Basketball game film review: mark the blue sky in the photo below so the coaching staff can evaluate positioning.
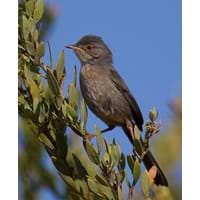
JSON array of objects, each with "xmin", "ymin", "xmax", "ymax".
[{"xmin": 42, "ymin": 0, "xmax": 181, "ymax": 198}]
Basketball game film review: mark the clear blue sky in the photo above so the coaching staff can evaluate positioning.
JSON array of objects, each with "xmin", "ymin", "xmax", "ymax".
[{"xmin": 42, "ymin": 0, "xmax": 181, "ymax": 198}]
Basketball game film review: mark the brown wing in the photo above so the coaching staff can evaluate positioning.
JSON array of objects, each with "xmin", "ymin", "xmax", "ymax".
[{"xmin": 109, "ymin": 67, "xmax": 144, "ymax": 131}]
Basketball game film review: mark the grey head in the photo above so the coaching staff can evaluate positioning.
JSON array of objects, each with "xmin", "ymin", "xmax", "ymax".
[{"xmin": 66, "ymin": 35, "xmax": 113, "ymax": 65}]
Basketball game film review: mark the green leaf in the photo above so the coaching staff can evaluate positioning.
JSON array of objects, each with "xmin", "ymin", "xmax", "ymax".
[
  {"xmin": 72, "ymin": 154, "xmax": 88, "ymax": 178},
  {"xmin": 60, "ymin": 175, "xmax": 79, "ymax": 192},
  {"xmin": 101, "ymin": 152, "xmax": 111, "ymax": 166},
  {"xmin": 38, "ymin": 133, "xmax": 55, "ymax": 151},
  {"xmin": 66, "ymin": 104, "xmax": 77, "ymax": 121},
  {"xmin": 33, "ymin": 97, "xmax": 39, "ymax": 113},
  {"xmin": 80, "ymin": 99, "xmax": 88, "ymax": 130},
  {"xmin": 35, "ymin": 41, "xmax": 45, "ymax": 58},
  {"xmin": 28, "ymin": 18, "xmax": 36, "ymax": 36},
  {"xmin": 141, "ymin": 170, "xmax": 151, "ymax": 198},
  {"xmin": 87, "ymin": 177, "xmax": 98, "ymax": 194},
  {"xmin": 38, "ymin": 102, "xmax": 49, "ymax": 123},
  {"xmin": 25, "ymin": 0, "xmax": 35, "ymax": 17},
  {"xmin": 22, "ymin": 15, "xmax": 29, "ymax": 41},
  {"xmin": 127, "ymin": 155, "xmax": 134, "ymax": 173},
  {"xmin": 95, "ymin": 174, "xmax": 109, "ymax": 186},
  {"xmin": 110, "ymin": 144, "xmax": 121, "ymax": 164},
  {"xmin": 33, "ymin": 0, "xmax": 44, "ymax": 23},
  {"xmin": 154, "ymin": 186, "xmax": 173, "ymax": 200},
  {"xmin": 29, "ymin": 79, "xmax": 40, "ymax": 99},
  {"xmin": 34, "ymin": 42, "xmax": 45, "ymax": 64},
  {"xmin": 26, "ymin": 41, "xmax": 35, "ymax": 55},
  {"xmin": 134, "ymin": 139, "xmax": 143, "ymax": 156},
  {"xmin": 52, "ymin": 158, "xmax": 72, "ymax": 175},
  {"xmin": 55, "ymin": 126, "xmax": 67, "ymax": 159},
  {"xmin": 77, "ymin": 180, "xmax": 89, "ymax": 199},
  {"xmin": 133, "ymin": 159, "xmax": 141, "ymax": 184},
  {"xmin": 134, "ymin": 126, "xmax": 141, "ymax": 140},
  {"xmin": 62, "ymin": 102, "xmax": 78, "ymax": 122},
  {"xmin": 119, "ymin": 153, "xmax": 126, "ymax": 170},
  {"xmin": 24, "ymin": 64, "xmax": 32, "ymax": 82},
  {"xmin": 55, "ymin": 50, "xmax": 65, "ymax": 84},
  {"xmin": 55, "ymin": 95, "xmax": 63, "ymax": 109},
  {"xmin": 46, "ymin": 68, "xmax": 60, "ymax": 96},
  {"xmin": 84, "ymin": 140, "xmax": 99, "ymax": 165},
  {"xmin": 95, "ymin": 125, "xmax": 103, "ymax": 154},
  {"xmin": 68, "ymin": 83, "xmax": 78, "ymax": 110},
  {"xmin": 116, "ymin": 170, "xmax": 125, "ymax": 183},
  {"xmin": 101, "ymin": 186, "xmax": 115, "ymax": 200},
  {"xmin": 33, "ymin": 29, "xmax": 39, "ymax": 42}
]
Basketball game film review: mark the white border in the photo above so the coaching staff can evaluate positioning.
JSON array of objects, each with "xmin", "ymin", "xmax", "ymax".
[
  {"xmin": 0, "ymin": 1, "xmax": 18, "ymax": 199},
  {"xmin": 183, "ymin": 0, "xmax": 200, "ymax": 199}
]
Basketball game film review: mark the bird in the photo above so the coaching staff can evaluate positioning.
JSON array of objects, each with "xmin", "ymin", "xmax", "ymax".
[{"xmin": 66, "ymin": 35, "xmax": 168, "ymax": 186}]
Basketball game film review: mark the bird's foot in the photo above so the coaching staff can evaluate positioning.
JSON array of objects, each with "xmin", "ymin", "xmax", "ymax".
[{"xmin": 84, "ymin": 132, "xmax": 96, "ymax": 141}]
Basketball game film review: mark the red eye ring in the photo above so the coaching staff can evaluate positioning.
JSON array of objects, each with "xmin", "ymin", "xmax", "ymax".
[{"xmin": 86, "ymin": 45, "xmax": 93, "ymax": 50}]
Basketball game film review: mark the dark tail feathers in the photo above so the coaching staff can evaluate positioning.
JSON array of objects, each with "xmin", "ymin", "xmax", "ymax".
[
  {"xmin": 122, "ymin": 125, "xmax": 168, "ymax": 186},
  {"xmin": 143, "ymin": 150, "xmax": 168, "ymax": 186}
]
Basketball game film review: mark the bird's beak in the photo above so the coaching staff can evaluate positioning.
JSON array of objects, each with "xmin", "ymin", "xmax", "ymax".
[{"xmin": 65, "ymin": 45, "xmax": 81, "ymax": 51}]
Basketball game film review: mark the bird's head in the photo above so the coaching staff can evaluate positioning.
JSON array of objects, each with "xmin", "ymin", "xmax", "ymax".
[{"xmin": 66, "ymin": 35, "xmax": 113, "ymax": 65}]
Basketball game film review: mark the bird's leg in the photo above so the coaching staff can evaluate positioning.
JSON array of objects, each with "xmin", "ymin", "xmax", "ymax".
[
  {"xmin": 101, "ymin": 125, "xmax": 115, "ymax": 133},
  {"xmin": 125, "ymin": 119, "xmax": 135, "ymax": 141},
  {"xmin": 84, "ymin": 126, "xmax": 115, "ymax": 141},
  {"xmin": 84, "ymin": 132, "xmax": 96, "ymax": 141}
]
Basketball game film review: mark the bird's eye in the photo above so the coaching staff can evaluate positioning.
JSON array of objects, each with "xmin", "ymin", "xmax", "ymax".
[{"xmin": 86, "ymin": 45, "xmax": 93, "ymax": 50}]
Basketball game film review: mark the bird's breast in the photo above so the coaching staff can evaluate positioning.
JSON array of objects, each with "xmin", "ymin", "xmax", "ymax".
[{"xmin": 79, "ymin": 64, "xmax": 132, "ymax": 126}]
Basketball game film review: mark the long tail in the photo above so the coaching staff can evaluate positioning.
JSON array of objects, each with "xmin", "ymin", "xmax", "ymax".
[{"xmin": 122, "ymin": 125, "xmax": 168, "ymax": 186}]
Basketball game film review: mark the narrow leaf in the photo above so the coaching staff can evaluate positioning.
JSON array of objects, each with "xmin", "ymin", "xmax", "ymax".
[
  {"xmin": 84, "ymin": 140, "xmax": 99, "ymax": 165},
  {"xmin": 46, "ymin": 68, "xmax": 60, "ymax": 96},
  {"xmin": 33, "ymin": 0, "xmax": 44, "ymax": 23},
  {"xmin": 119, "ymin": 153, "xmax": 126, "ymax": 170},
  {"xmin": 26, "ymin": 41, "xmax": 35, "ymax": 55},
  {"xmin": 72, "ymin": 154, "xmax": 88, "ymax": 178},
  {"xmin": 134, "ymin": 126, "xmax": 141, "ymax": 140},
  {"xmin": 95, "ymin": 125, "xmax": 103, "ymax": 153},
  {"xmin": 134, "ymin": 139, "xmax": 143, "ymax": 156},
  {"xmin": 55, "ymin": 125, "xmax": 67, "ymax": 159},
  {"xmin": 35, "ymin": 41, "xmax": 45, "ymax": 58},
  {"xmin": 60, "ymin": 175, "xmax": 79, "ymax": 192},
  {"xmin": 38, "ymin": 133, "xmax": 55, "ymax": 151},
  {"xmin": 68, "ymin": 83, "xmax": 78, "ymax": 110},
  {"xmin": 29, "ymin": 79, "xmax": 40, "ymax": 99},
  {"xmin": 62, "ymin": 102, "xmax": 77, "ymax": 122},
  {"xmin": 111, "ymin": 144, "xmax": 121, "ymax": 164},
  {"xmin": 33, "ymin": 29, "xmax": 39, "ymax": 42},
  {"xmin": 25, "ymin": 0, "xmax": 35, "ymax": 17},
  {"xmin": 55, "ymin": 50, "xmax": 65, "ymax": 85},
  {"xmin": 133, "ymin": 159, "xmax": 141, "ymax": 184},
  {"xmin": 127, "ymin": 155, "xmax": 134, "ymax": 174},
  {"xmin": 95, "ymin": 174, "xmax": 109, "ymax": 186},
  {"xmin": 87, "ymin": 177, "xmax": 98, "ymax": 194},
  {"xmin": 141, "ymin": 170, "xmax": 151, "ymax": 198},
  {"xmin": 33, "ymin": 98, "xmax": 39, "ymax": 113},
  {"xmin": 22, "ymin": 15, "xmax": 29, "ymax": 41},
  {"xmin": 80, "ymin": 99, "xmax": 88, "ymax": 130}
]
